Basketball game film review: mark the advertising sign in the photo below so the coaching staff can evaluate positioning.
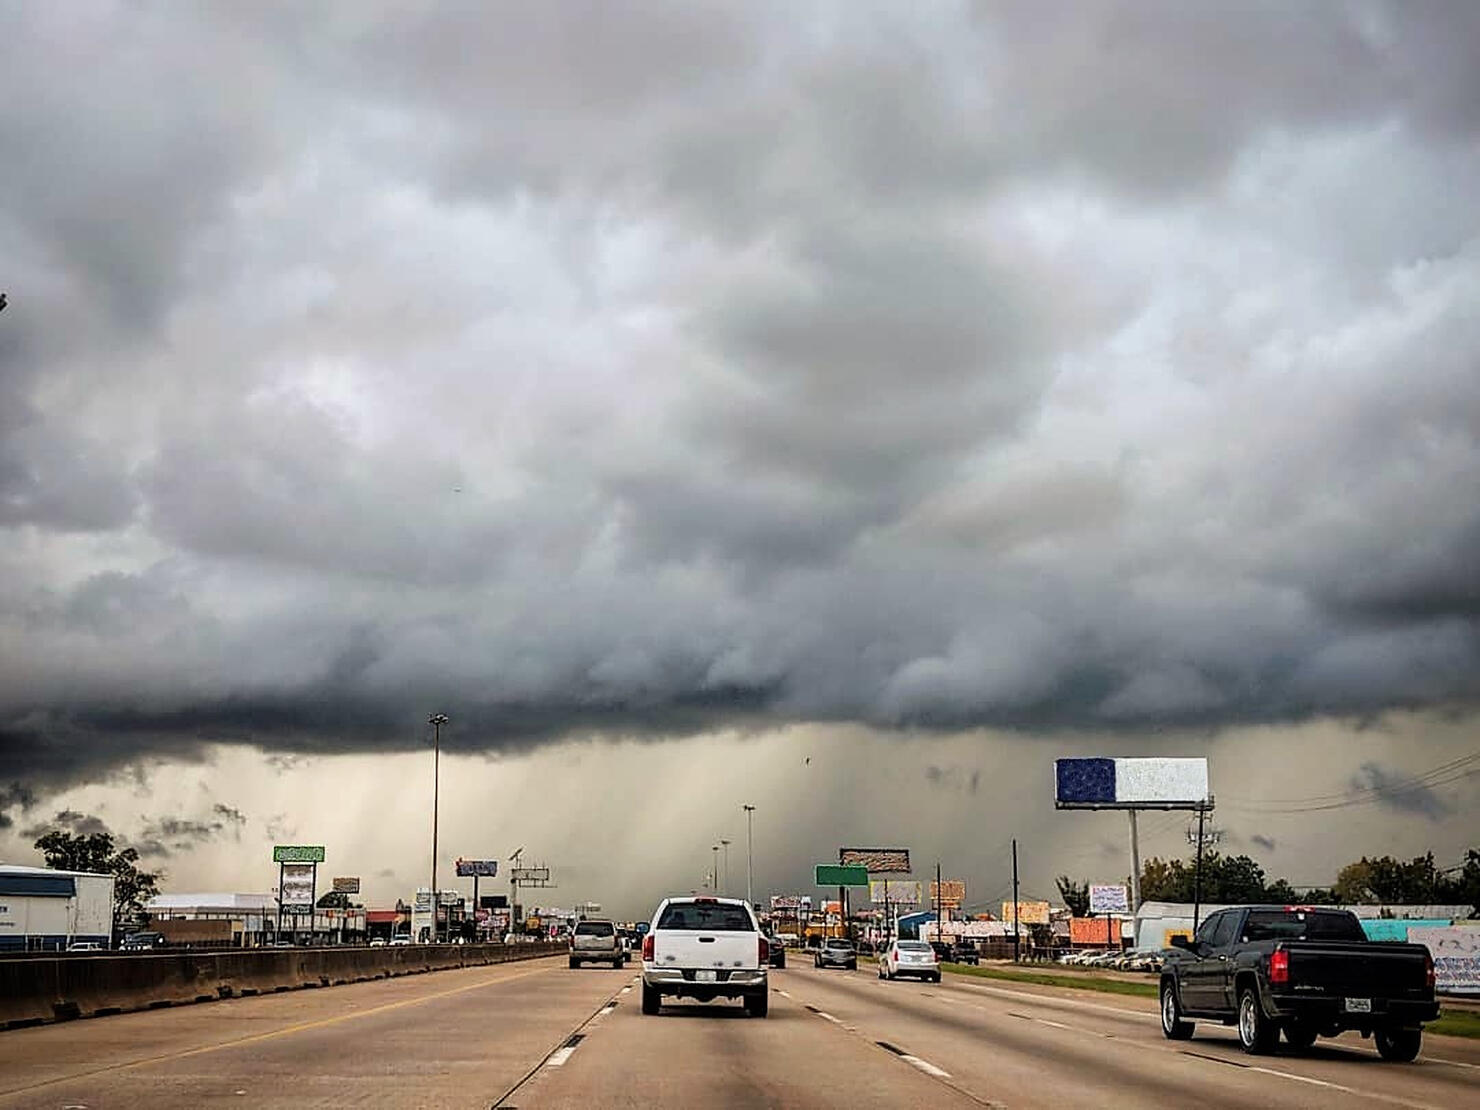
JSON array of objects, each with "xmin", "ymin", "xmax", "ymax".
[
  {"xmin": 1408, "ymin": 927, "xmax": 1480, "ymax": 995},
  {"xmin": 479, "ymin": 894, "xmax": 510, "ymax": 910},
  {"xmin": 930, "ymin": 880, "xmax": 966, "ymax": 907},
  {"xmin": 1001, "ymin": 900, "xmax": 1051, "ymax": 926},
  {"xmin": 332, "ymin": 876, "xmax": 360, "ymax": 895},
  {"xmin": 1089, "ymin": 884, "xmax": 1129, "ymax": 914},
  {"xmin": 1070, "ymin": 917, "xmax": 1121, "ymax": 945},
  {"xmin": 280, "ymin": 863, "xmax": 316, "ymax": 909},
  {"xmin": 273, "ymin": 845, "xmax": 326, "ymax": 863},
  {"xmin": 815, "ymin": 864, "xmax": 870, "ymax": 887},
  {"xmin": 840, "ymin": 848, "xmax": 911, "ymax": 873},
  {"xmin": 455, "ymin": 859, "xmax": 499, "ymax": 878},
  {"xmin": 771, "ymin": 895, "xmax": 800, "ymax": 910},
  {"xmin": 870, "ymin": 880, "xmax": 921, "ymax": 905},
  {"xmin": 1054, "ymin": 758, "xmax": 1209, "ymax": 810}
]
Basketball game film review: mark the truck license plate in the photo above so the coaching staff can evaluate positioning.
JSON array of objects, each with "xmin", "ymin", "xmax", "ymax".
[
  {"xmin": 1344, "ymin": 997, "xmax": 1372, "ymax": 1013},
  {"xmin": 696, "ymin": 969, "xmax": 717, "ymax": 982}
]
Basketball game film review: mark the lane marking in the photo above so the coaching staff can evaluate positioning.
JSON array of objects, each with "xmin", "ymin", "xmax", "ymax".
[
  {"xmin": 0, "ymin": 959, "xmax": 566, "ymax": 1099},
  {"xmin": 598, "ymin": 1003, "xmax": 617, "ymax": 1016},
  {"xmin": 543, "ymin": 1035, "xmax": 584, "ymax": 1069},
  {"xmin": 903, "ymin": 1054, "xmax": 952, "ymax": 1079}
]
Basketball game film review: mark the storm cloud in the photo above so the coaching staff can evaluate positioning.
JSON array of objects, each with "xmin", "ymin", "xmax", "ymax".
[{"xmin": 3, "ymin": 2, "xmax": 1480, "ymax": 794}]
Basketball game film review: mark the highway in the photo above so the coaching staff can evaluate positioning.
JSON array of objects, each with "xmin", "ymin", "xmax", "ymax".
[{"xmin": 1, "ymin": 955, "xmax": 1476, "ymax": 1108}]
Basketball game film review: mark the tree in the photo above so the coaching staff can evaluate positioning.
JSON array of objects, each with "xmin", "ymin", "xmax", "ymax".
[
  {"xmin": 316, "ymin": 891, "xmax": 351, "ymax": 909},
  {"xmin": 34, "ymin": 830, "xmax": 161, "ymax": 930},
  {"xmin": 1055, "ymin": 876, "xmax": 1091, "ymax": 916}
]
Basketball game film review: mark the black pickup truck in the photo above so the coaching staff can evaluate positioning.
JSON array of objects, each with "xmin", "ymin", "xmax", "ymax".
[{"xmin": 1159, "ymin": 905, "xmax": 1438, "ymax": 1060}]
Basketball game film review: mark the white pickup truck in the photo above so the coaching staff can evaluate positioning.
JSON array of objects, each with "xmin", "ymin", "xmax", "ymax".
[{"xmin": 641, "ymin": 896, "xmax": 769, "ymax": 1017}]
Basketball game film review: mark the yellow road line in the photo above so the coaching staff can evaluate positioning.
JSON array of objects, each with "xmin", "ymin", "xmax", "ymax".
[{"xmin": 0, "ymin": 957, "xmax": 562, "ymax": 1099}]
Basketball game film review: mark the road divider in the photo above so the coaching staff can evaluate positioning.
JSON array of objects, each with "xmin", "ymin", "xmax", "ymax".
[{"xmin": 0, "ymin": 942, "xmax": 565, "ymax": 1031}]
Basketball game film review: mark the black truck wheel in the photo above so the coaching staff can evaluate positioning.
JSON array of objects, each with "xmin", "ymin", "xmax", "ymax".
[
  {"xmin": 641, "ymin": 983, "xmax": 661, "ymax": 1015},
  {"xmin": 1283, "ymin": 1020, "xmax": 1319, "ymax": 1051},
  {"xmin": 1237, "ymin": 987, "xmax": 1279, "ymax": 1055},
  {"xmin": 1160, "ymin": 981, "xmax": 1195, "ymax": 1040},
  {"xmin": 1375, "ymin": 1028, "xmax": 1421, "ymax": 1062},
  {"xmin": 745, "ymin": 991, "xmax": 769, "ymax": 1017}
]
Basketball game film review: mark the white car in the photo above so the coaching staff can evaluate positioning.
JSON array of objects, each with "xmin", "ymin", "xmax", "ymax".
[
  {"xmin": 369, "ymin": 937, "xmax": 387, "ymax": 947},
  {"xmin": 67, "ymin": 941, "xmax": 104, "ymax": 952},
  {"xmin": 641, "ymin": 896, "xmax": 769, "ymax": 1017},
  {"xmin": 389, "ymin": 935, "xmax": 412, "ymax": 946},
  {"xmin": 878, "ymin": 939, "xmax": 941, "ymax": 982}
]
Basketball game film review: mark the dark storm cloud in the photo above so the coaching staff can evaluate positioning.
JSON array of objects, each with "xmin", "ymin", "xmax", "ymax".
[
  {"xmin": 3, "ymin": 2, "xmax": 1480, "ymax": 793},
  {"xmin": 20, "ymin": 809, "xmax": 114, "ymax": 839},
  {"xmin": 0, "ymin": 783, "xmax": 37, "ymax": 829},
  {"xmin": 1349, "ymin": 761, "xmax": 1453, "ymax": 821}
]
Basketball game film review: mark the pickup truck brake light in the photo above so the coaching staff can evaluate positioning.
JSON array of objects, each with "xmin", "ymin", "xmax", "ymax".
[
  {"xmin": 758, "ymin": 936, "xmax": 768, "ymax": 964},
  {"xmin": 641, "ymin": 934, "xmax": 654, "ymax": 961},
  {"xmin": 1425, "ymin": 951, "xmax": 1435, "ymax": 991},
  {"xmin": 1269, "ymin": 947, "xmax": 1290, "ymax": 985}
]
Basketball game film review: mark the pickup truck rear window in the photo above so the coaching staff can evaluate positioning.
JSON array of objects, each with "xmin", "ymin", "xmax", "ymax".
[
  {"xmin": 1243, "ymin": 910, "xmax": 1365, "ymax": 942},
  {"xmin": 574, "ymin": 921, "xmax": 615, "ymax": 936},
  {"xmin": 657, "ymin": 903, "xmax": 755, "ymax": 931}
]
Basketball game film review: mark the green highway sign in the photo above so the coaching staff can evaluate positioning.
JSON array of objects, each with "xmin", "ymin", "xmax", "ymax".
[
  {"xmin": 815, "ymin": 864, "xmax": 870, "ymax": 887},
  {"xmin": 273, "ymin": 845, "xmax": 326, "ymax": 863}
]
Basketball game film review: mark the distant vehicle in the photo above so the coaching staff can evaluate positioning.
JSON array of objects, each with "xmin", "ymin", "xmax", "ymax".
[
  {"xmin": 814, "ymin": 937, "xmax": 857, "ymax": 970},
  {"xmin": 66, "ymin": 941, "xmax": 104, "ymax": 952},
  {"xmin": 1160, "ymin": 905, "xmax": 1438, "ymax": 1059},
  {"xmin": 389, "ymin": 935, "xmax": 412, "ymax": 946},
  {"xmin": 119, "ymin": 931, "xmax": 167, "ymax": 952},
  {"xmin": 569, "ymin": 918, "xmax": 625, "ymax": 968},
  {"xmin": 369, "ymin": 937, "xmax": 387, "ymax": 947},
  {"xmin": 776, "ymin": 932, "xmax": 800, "ymax": 949},
  {"xmin": 641, "ymin": 896, "xmax": 769, "ymax": 1017},
  {"xmin": 929, "ymin": 940, "xmax": 978, "ymax": 966},
  {"xmin": 765, "ymin": 935, "xmax": 787, "ymax": 968},
  {"xmin": 878, "ymin": 938, "xmax": 940, "ymax": 982}
]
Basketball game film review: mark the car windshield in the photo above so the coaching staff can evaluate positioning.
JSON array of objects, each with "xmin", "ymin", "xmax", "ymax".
[
  {"xmin": 574, "ymin": 921, "xmax": 614, "ymax": 936},
  {"xmin": 657, "ymin": 902, "xmax": 754, "ymax": 931},
  {"xmin": 1242, "ymin": 911, "xmax": 1366, "ymax": 942}
]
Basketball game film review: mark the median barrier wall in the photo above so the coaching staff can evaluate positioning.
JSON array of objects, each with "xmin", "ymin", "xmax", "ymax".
[{"xmin": 0, "ymin": 942, "xmax": 565, "ymax": 1030}]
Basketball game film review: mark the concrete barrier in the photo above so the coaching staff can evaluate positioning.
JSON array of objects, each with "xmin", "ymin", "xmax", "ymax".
[{"xmin": 0, "ymin": 942, "xmax": 564, "ymax": 1030}]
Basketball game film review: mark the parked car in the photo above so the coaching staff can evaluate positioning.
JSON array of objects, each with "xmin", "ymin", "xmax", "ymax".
[
  {"xmin": 66, "ymin": 941, "xmax": 104, "ymax": 952},
  {"xmin": 878, "ymin": 938, "xmax": 940, "ymax": 982},
  {"xmin": 814, "ymin": 937, "xmax": 857, "ymax": 970},
  {"xmin": 119, "ymin": 931, "xmax": 167, "ymax": 952},
  {"xmin": 1160, "ymin": 905, "xmax": 1438, "ymax": 1059},
  {"xmin": 765, "ymin": 935, "xmax": 787, "ymax": 968},
  {"xmin": 641, "ymin": 896, "xmax": 769, "ymax": 1017},
  {"xmin": 569, "ymin": 918, "xmax": 625, "ymax": 969},
  {"xmin": 368, "ymin": 937, "xmax": 387, "ymax": 947},
  {"xmin": 389, "ymin": 935, "xmax": 412, "ymax": 946}
]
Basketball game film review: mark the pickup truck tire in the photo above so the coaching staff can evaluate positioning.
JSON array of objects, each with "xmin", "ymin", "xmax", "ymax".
[
  {"xmin": 1237, "ymin": 987, "xmax": 1279, "ymax": 1055},
  {"xmin": 1375, "ymin": 1028, "xmax": 1421, "ymax": 1062},
  {"xmin": 641, "ymin": 983, "xmax": 661, "ymax": 1015},
  {"xmin": 1283, "ymin": 1020, "xmax": 1319, "ymax": 1051},
  {"xmin": 1160, "ymin": 981, "xmax": 1195, "ymax": 1040},
  {"xmin": 744, "ymin": 991, "xmax": 769, "ymax": 1018},
  {"xmin": 568, "ymin": 957, "xmax": 579, "ymax": 969}
]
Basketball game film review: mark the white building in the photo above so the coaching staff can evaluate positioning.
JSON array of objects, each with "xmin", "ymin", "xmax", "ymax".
[
  {"xmin": 0, "ymin": 863, "xmax": 115, "ymax": 952},
  {"xmin": 146, "ymin": 892, "xmax": 367, "ymax": 946}
]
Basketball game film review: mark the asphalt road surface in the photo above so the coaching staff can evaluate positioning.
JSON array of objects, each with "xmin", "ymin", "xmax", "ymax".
[{"xmin": 1, "ymin": 955, "xmax": 1476, "ymax": 1108}]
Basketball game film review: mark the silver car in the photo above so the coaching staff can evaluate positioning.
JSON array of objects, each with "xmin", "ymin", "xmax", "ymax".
[{"xmin": 814, "ymin": 937, "xmax": 857, "ymax": 970}]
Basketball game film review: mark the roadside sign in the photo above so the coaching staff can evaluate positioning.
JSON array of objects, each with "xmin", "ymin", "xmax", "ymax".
[
  {"xmin": 280, "ymin": 864, "xmax": 316, "ymax": 909},
  {"xmin": 332, "ymin": 876, "xmax": 361, "ymax": 894},
  {"xmin": 273, "ymin": 845, "xmax": 326, "ymax": 863},
  {"xmin": 815, "ymin": 864, "xmax": 870, "ymax": 887},
  {"xmin": 840, "ymin": 848, "xmax": 911, "ymax": 873},
  {"xmin": 1002, "ymin": 900, "xmax": 1051, "ymax": 926},
  {"xmin": 930, "ymin": 880, "xmax": 966, "ymax": 907},
  {"xmin": 1089, "ymin": 884, "xmax": 1129, "ymax": 914},
  {"xmin": 455, "ymin": 859, "xmax": 499, "ymax": 878}
]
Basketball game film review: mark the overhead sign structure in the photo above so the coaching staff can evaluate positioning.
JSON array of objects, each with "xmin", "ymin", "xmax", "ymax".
[
  {"xmin": 816, "ymin": 864, "xmax": 870, "ymax": 887},
  {"xmin": 273, "ymin": 845, "xmax": 327, "ymax": 863},
  {"xmin": 870, "ymin": 880, "xmax": 921, "ymax": 905},
  {"xmin": 930, "ymin": 880, "xmax": 966, "ymax": 907},
  {"xmin": 1089, "ymin": 884, "xmax": 1129, "ymax": 914},
  {"xmin": 840, "ymin": 848, "xmax": 911, "ymax": 873},
  {"xmin": 1002, "ymin": 900, "xmax": 1051, "ymax": 926},
  {"xmin": 280, "ymin": 864, "xmax": 316, "ymax": 909},
  {"xmin": 455, "ymin": 859, "xmax": 499, "ymax": 878},
  {"xmin": 1054, "ymin": 758, "xmax": 1209, "ymax": 810}
]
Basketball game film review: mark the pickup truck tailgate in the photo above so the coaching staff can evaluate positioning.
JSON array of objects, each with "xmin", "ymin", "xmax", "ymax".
[
  {"xmin": 1285, "ymin": 941, "xmax": 1431, "ymax": 999},
  {"xmin": 652, "ymin": 930, "xmax": 760, "ymax": 972}
]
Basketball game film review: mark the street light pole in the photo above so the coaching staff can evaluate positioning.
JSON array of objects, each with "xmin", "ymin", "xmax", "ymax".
[
  {"xmin": 711, "ymin": 844, "xmax": 720, "ymax": 892},
  {"xmin": 743, "ymin": 805, "xmax": 755, "ymax": 906},
  {"xmin": 429, "ymin": 713, "xmax": 448, "ymax": 943},
  {"xmin": 720, "ymin": 839, "xmax": 731, "ymax": 896}
]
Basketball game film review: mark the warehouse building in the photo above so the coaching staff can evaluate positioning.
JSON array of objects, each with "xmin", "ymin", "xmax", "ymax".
[{"xmin": 0, "ymin": 863, "xmax": 115, "ymax": 952}]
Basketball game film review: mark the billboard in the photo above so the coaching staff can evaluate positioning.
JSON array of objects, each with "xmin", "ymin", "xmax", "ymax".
[
  {"xmin": 273, "ymin": 845, "xmax": 326, "ymax": 863},
  {"xmin": 455, "ymin": 859, "xmax": 499, "ymax": 878},
  {"xmin": 930, "ymin": 880, "xmax": 966, "ymax": 907},
  {"xmin": 770, "ymin": 895, "xmax": 800, "ymax": 910},
  {"xmin": 870, "ymin": 880, "xmax": 921, "ymax": 905},
  {"xmin": 1089, "ymin": 884, "xmax": 1129, "ymax": 914},
  {"xmin": 1408, "ymin": 927, "xmax": 1480, "ymax": 995},
  {"xmin": 332, "ymin": 876, "xmax": 360, "ymax": 895},
  {"xmin": 1054, "ymin": 758, "xmax": 1209, "ymax": 810},
  {"xmin": 840, "ymin": 848, "xmax": 911, "ymax": 873},
  {"xmin": 1001, "ymin": 900, "xmax": 1051, "ymax": 926},
  {"xmin": 479, "ymin": 894, "xmax": 509, "ymax": 910},
  {"xmin": 815, "ymin": 864, "xmax": 870, "ymax": 887},
  {"xmin": 280, "ymin": 863, "xmax": 316, "ymax": 909},
  {"xmin": 1070, "ymin": 917, "xmax": 1122, "ymax": 945}
]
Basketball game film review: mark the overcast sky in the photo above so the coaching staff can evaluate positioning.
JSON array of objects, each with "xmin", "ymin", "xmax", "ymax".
[{"xmin": 2, "ymin": 2, "xmax": 1478, "ymax": 912}]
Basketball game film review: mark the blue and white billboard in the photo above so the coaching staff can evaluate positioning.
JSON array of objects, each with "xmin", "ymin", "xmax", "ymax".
[{"xmin": 1054, "ymin": 757, "xmax": 1209, "ymax": 810}]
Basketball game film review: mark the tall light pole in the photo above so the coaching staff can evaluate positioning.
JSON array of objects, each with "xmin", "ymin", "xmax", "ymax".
[
  {"xmin": 711, "ymin": 844, "xmax": 720, "ymax": 892},
  {"xmin": 743, "ymin": 805, "xmax": 755, "ymax": 906},
  {"xmin": 429, "ymin": 713, "xmax": 449, "ymax": 943},
  {"xmin": 719, "ymin": 839, "xmax": 731, "ymax": 896}
]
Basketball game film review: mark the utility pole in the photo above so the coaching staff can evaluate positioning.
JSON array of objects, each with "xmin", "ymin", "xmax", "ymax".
[
  {"xmin": 712, "ymin": 845, "xmax": 720, "ymax": 892},
  {"xmin": 1192, "ymin": 804, "xmax": 1207, "ymax": 937},
  {"xmin": 936, "ymin": 860, "xmax": 944, "ymax": 944},
  {"xmin": 428, "ymin": 713, "xmax": 448, "ymax": 943},
  {"xmin": 743, "ymin": 805, "xmax": 755, "ymax": 905},
  {"xmin": 720, "ymin": 839, "xmax": 731, "ymax": 897},
  {"xmin": 1012, "ymin": 838, "xmax": 1020, "ymax": 963}
]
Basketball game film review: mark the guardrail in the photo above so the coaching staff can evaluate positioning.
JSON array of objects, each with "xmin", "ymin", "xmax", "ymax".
[{"xmin": 0, "ymin": 941, "xmax": 565, "ymax": 1030}]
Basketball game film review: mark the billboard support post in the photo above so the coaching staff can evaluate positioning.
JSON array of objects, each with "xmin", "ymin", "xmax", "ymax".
[
  {"xmin": 1193, "ymin": 806, "xmax": 1206, "ymax": 938},
  {"xmin": 1011, "ymin": 838, "xmax": 1020, "ymax": 963},
  {"xmin": 1128, "ymin": 811, "xmax": 1142, "ymax": 915}
]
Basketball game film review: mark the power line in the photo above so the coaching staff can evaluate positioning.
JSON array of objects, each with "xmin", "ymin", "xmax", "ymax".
[{"xmin": 1219, "ymin": 750, "xmax": 1480, "ymax": 814}]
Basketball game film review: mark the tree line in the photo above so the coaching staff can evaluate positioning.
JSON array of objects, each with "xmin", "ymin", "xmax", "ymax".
[{"xmin": 1058, "ymin": 847, "xmax": 1479, "ymax": 916}]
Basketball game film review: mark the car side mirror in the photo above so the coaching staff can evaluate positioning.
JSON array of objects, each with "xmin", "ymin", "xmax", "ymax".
[{"xmin": 1169, "ymin": 935, "xmax": 1190, "ymax": 950}]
